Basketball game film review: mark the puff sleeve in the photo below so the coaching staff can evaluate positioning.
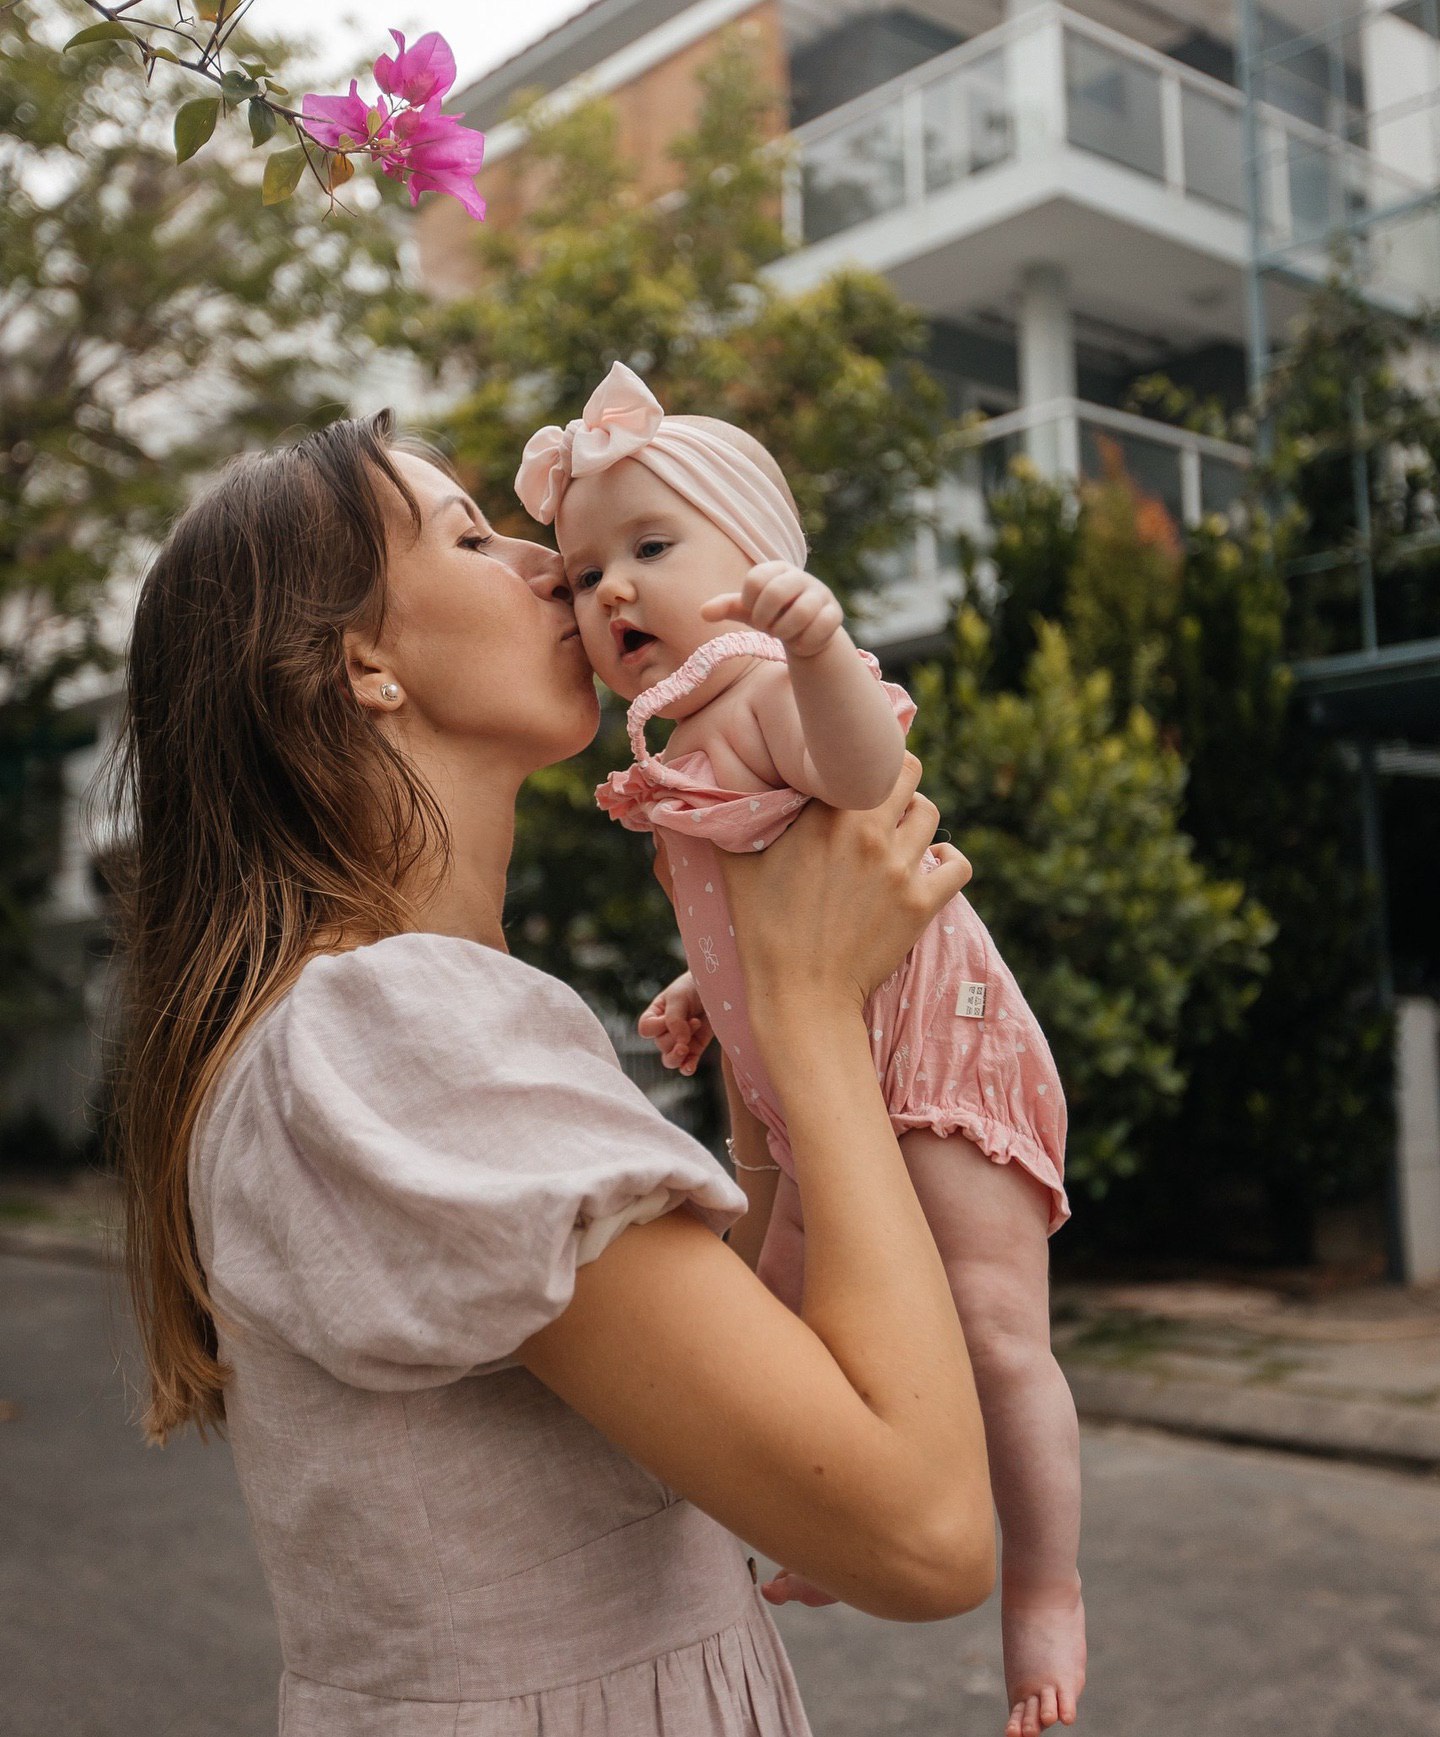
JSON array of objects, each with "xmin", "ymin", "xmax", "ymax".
[{"xmin": 190, "ymin": 933, "xmax": 747, "ymax": 1390}]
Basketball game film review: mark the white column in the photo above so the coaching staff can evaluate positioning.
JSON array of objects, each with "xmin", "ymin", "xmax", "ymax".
[
  {"xmin": 1017, "ymin": 262, "xmax": 1077, "ymax": 479},
  {"xmin": 1004, "ymin": 0, "xmax": 1066, "ymax": 166},
  {"xmin": 1396, "ymin": 997, "xmax": 1440, "ymax": 1285}
]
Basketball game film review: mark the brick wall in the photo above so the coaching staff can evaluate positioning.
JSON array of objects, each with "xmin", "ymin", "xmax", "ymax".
[{"xmin": 413, "ymin": 2, "xmax": 788, "ymax": 300}]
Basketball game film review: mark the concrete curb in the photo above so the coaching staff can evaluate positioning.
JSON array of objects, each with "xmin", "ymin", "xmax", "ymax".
[
  {"xmin": 0, "ymin": 1227, "xmax": 115, "ymax": 1269},
  {"xmin": 1066, "ymin": 1363, "xmax": 1440, "ymax": 1470}
]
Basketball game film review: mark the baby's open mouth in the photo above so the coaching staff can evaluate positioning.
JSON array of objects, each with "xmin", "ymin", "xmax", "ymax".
[{"xmin": 614, "ymin": 625, "xmax": 657, "ymax": 662}]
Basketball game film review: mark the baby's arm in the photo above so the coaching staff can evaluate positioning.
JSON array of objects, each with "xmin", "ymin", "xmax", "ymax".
[
  {"xmin": 701, "ymin": 561, "xmax": 905, "ymax": 810},
  {"xmin": 720, "ymin": 1052, "xmax": 780, "ymax": 1274}
]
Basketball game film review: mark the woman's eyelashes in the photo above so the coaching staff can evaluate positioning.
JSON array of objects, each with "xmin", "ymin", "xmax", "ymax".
[{"xmin": 459, "ymin": 532, "xmax": 494, "ymax": 553}]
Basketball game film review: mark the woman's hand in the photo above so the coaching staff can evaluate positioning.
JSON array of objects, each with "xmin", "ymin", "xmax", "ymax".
[{"xmin": 718, "ymin": 753, "xmax": 969, "ymax": 1028}]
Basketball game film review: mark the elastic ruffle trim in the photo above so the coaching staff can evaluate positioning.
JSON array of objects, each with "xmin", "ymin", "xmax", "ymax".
[{"xmin": 889, "ymin": 1104, "xmax": 1071, "ymax": 1234}]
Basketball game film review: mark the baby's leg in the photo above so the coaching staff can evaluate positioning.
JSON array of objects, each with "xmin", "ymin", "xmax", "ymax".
[
  {"xmin": 754, "ymin": 1168, "xmax": 807, "ymax": 1317},
  {"xmin": 901, "ymin": 1129, "xmax": 1085, "ymax": 1737}
]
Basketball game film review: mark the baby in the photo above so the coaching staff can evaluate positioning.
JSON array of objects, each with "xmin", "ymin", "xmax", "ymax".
[{"xmin": 517, "ymin": 362, "xmax": 1086, "ymax": 1737}]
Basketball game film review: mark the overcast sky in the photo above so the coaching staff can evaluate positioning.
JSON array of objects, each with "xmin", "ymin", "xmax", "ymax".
[{"xmin": 295, "ymin": 0, "xmax": 597, "ymax": 89}]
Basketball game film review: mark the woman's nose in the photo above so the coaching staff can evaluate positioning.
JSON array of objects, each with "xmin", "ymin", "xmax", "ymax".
[{"xmin": 522, "ymin": 551, "xmax": 571, "ymax": 604}]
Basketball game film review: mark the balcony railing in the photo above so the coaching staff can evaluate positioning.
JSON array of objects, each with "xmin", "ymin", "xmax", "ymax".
[
  {"xmin": 786, "ymin": 2, "xmax": 1439, "ymax": 291},
  {"xmin": 958, "ymin": 398, "xmax": 1251, "ymax": 529},
  {"xmin": 860, "ymin": 400, "xmax": 1251, "ymax": 638}
]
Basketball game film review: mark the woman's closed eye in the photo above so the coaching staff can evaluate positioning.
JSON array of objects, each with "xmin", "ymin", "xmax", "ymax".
[{"xmin": 459, "ymin": 533, "xmax": 494, "ymax": 553}]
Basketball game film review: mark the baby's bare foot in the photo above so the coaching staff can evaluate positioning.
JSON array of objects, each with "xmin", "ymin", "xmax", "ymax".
[{"xmin": 1002, "ymin": 1578, "xmax": 1086, "ymax": 1737}]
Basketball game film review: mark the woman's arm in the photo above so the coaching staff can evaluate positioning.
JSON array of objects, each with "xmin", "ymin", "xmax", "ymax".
[
  {"xmin": 719, "ymin": 1051, "xmax": 778, "ymax": 1274},
  {"xmin": 520, "ymin": 758, "xmax": 994, "ymax": 1622}
]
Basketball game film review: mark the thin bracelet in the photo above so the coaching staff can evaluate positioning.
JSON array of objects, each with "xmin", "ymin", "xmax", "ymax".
[{"xmin": 726, "ymin": 1136, "xmax": 781, "ymax": 1174}]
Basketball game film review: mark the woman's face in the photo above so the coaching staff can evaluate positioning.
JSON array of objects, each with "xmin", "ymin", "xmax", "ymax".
[{"xmin": 366, "ymin": 451, "xmax": 598, "ymax": 771}]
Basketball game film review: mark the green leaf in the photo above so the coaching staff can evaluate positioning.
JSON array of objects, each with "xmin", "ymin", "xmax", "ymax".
[
  {"xmin": 262, "ymin": 80, "xmax": 290, "ymax": 96},
  {"xmin": 262, "ymin": 145, "xmax": 307, "ymax": 206},
  {"xmin": 174, "ymin": 97, "xmax": 221, "ymax": 164},
  {"xmin": 241, "ymin": 61, "xmax": 267, "ymax": 78},
  {"xmin": 148, "ymin": 47, "xmax": 182, "ymax": 65},
  {"xmin": 64, "ymin": 22, "xmax": 137, "ymax": 50},
  {"xmin": 221, "ymin": 71, "xmax": 260, "ymax": 101},
  {"xmin": 247, "ymin": 99, "xmax": 277, "ymax": 148}
]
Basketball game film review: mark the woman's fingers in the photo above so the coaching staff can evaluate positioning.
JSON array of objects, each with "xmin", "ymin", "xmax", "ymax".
[
  {"xmin": 924, "ymin": 837, "xmax": 972, "ymax": 896},
  {"xmin": 876, "ymin": 751, "xmax": 925, "ymax": 825}
]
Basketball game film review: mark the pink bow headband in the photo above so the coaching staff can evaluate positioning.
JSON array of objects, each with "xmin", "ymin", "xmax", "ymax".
[{"xmin": 514, "ymin": 362, "xmax": 807, "ymax": 570}]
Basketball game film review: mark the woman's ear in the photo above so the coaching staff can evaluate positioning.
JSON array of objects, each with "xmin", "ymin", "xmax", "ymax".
[{"xmin": 343, "ymin": 630, "xmax": 403, "ymax": 712}]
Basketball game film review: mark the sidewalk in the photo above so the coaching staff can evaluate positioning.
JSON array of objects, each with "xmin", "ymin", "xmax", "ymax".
[
  {"xmin": 5, "ymin": 1173, "xmax": 1439, "ymax": 1467},
  {"xmin": 1054, "ymin": 1278, "xmax": 1440, "ymax": 1469}
]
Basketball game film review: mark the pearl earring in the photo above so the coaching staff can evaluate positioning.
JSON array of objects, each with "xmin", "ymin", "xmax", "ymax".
[{"xmin": 380, "ymin": 683, "xmax": 399, "ymax": 702}]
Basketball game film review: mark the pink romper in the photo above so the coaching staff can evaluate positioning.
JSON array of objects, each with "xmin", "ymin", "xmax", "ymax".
[{"xmin": 597, "ymin": 632, "xmax": 1071, "ymax": 1232}]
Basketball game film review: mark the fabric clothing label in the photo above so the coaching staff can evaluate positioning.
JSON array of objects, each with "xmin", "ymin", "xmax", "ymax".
[{"xmin": 956, "ymin": 980, "xmax": 988, "ymax": 1019}]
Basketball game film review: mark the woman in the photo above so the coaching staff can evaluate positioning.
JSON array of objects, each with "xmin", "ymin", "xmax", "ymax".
[{"xmin": 106, "ymin": 412, "xmax": 995, "ymax": 1736}]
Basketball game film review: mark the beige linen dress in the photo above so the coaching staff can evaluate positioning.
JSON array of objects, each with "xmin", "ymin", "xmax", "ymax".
[{"xmin": 190, "ymin": 932, "xmax": 814, "ymax": 1736}]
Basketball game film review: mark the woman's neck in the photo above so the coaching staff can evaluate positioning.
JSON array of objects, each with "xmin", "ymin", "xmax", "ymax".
[{"xmin": 405, "ymin": 743, "xmax": 523, "ymax": 953}]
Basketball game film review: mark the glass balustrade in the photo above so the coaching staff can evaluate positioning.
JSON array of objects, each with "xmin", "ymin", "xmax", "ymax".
[
  {"xmin": 922, "ymin": 51, "xmax": 1012, "ymax": 195},
  {"xmin": 799, "ymin": 105, "xmax": 906, "ymax": 246},
  {"xmin": 1181, "ymin": 84, "xmax": 1246, "ymax": 213},
  {"xmin": 1063, "ymin": 31, "xmax": 1166, "ymax": 182}
]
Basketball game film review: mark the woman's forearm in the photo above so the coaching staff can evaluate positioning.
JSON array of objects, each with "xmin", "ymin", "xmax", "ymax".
[{"xmin": 759, "ymin": 1000, "xmax": 989, "ymax": 1530}]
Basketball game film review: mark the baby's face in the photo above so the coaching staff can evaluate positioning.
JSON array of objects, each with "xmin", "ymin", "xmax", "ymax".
[{"xmin": 556, "ymin": 460, "xmax": 751, "ymax": 701}]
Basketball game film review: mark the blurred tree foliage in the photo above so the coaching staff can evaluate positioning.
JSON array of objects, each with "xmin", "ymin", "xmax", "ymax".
[
  {"xmin": 941, "ymin": 269, "xmax": 1433, "ymax": 1254},
  {"xmin": 0, "ymin": 1, "xmax": 405, "ymax": 1117},
  {"xmin": 911, "ymin": 614, "xmax": 1271, "ymax": 1196},
  {"xmin": 385, "ymin": 33, "xmax": 953, "ymax": 1010}
]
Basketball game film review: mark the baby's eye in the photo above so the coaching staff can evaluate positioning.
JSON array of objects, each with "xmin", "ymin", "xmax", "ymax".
[
  {"xmin": 637, "ymin": 538, "xmax": 668, "ymax": 559},
  {"xmin": 573, "ymin": 568, "xmax": 602, "ymax": 591}
]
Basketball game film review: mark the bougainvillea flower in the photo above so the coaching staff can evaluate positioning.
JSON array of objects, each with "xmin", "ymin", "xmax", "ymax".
[
  {"xmin": 372, "ymin": 30, "xmax": 456, "ymax": 107},
  {"xmin": 301, "ymin": 80, "xmax": 389, "ymax": 151},
  {"xmin": 388, "ymin": 100, "xmax": 487, "ymax": 217}
]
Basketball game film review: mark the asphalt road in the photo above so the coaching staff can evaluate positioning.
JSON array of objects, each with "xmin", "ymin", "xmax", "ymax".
[{"xmin": 3, "ymin": 1253, "xmax": 1440, "ymax": 1737}]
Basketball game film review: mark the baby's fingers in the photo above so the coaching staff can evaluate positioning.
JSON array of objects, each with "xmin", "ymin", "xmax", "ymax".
[{"xmin": 699, "ymin": 592, "xmax": 746, "ymax": 623}]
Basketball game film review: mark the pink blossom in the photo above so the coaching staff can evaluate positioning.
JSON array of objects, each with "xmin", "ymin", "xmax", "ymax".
[
  {"xmin": 372, "ymin": 30, "xmax": 456, "ymax": 107},
  {"xmin": 301, "ymin": 80, "xmax": 389, "ymax": 151},
  {"xmin": 300, "ymin": 32, "xmax": 485, "ymax": 221},
  {"xmin": 389, "ymin": 101, "xmax": 487, "ymax": 218}
]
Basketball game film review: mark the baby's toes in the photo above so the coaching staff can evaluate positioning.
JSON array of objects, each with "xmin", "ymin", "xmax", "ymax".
[
  {"xmin": 1058, "ymin": 1687, "xmax": 1078, "ymax": 1726},
  {"xmin": 1006, "ymin": 1702, "xmax": 1026, "ymax": 1737},
  {"xmin": 1039, "ymin": 1687, "xmax": 1059, "ymax": 1729}
]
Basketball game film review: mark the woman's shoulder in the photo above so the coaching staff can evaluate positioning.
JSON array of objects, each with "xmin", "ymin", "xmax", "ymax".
[
  {"xmin": 190, "ymin": 930, "xmax": 744, "ymax": 1387},
  {"xmin": 199, "ymin": 933, "xmax": 619, "ymax": 1166},
  {"xmin": 280, "ymin": 931, "xmax": 614, "ymax": 1063}
]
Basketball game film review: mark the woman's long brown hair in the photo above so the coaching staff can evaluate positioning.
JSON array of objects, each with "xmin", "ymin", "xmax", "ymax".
[{"xmin": 99, "ymin": 412, "xmax": 454, "ymax": 1443}]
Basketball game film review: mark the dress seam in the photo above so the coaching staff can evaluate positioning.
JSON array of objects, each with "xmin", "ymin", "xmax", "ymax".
[
  {"xmin": 398, "ymin": 1391, "xmax": 464, "ymax": 1717},
  {"xmin": 467, "ymin": 1492, "xmax": 684, "ymax": 1591},
  {"xmin": 277, "ymin": 1606, "xmax": 764, "ymax": 1705}
]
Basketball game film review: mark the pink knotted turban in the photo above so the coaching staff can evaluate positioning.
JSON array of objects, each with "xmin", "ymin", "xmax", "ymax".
[{"xmin": 514, "ymin": 362, "xmax": 807, "ymax": 570}]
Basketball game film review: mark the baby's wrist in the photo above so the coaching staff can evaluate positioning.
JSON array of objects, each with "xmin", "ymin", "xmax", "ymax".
[{"xmin": 784, "ymin": 621, "xmax": 849, "ymax": 662}]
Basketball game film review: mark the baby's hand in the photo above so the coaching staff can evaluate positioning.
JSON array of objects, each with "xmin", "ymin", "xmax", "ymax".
[
  {"xmin": 638, "ymin": 972, "xmax": 713, "ymax": 1076},
  {"xmin": 700, "ymin": 560, "xmax": 844, "ymax": 659}
]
